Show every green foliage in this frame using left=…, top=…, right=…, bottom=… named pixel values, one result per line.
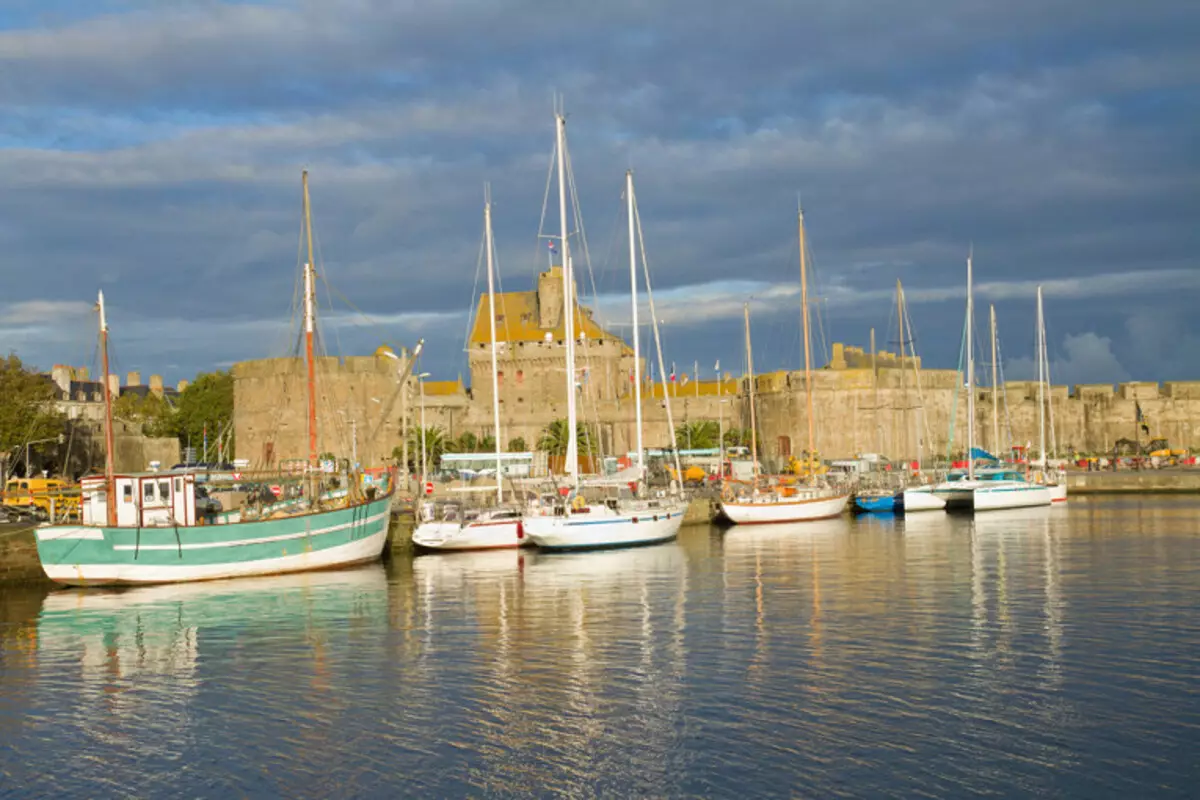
left=453, top=431, right=478, bottom=453
left=173, top=370, right=234, bottom=456
left=113, top=391, right=175, bottom=437
left=538, top=419, right=595, bottom=455
left=0, top=354, right=65, bottom=477
left=722, top=427, right=754, bottom=448
left=478, top=434, right=497, bottom=452
left=407, top=426, right=449, bottom=470
left=506, top=436, right=527, bottom=452
left=675, top=420, right=720, bottom=449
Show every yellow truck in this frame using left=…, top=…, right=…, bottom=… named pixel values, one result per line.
left=3, top=478, right=81, bottom=521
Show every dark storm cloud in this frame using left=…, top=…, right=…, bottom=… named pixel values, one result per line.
left=0, top=0, right=1197, bottom=385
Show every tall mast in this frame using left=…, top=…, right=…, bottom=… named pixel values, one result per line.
left=1037, top=285, right=1046, bottom=467
left=897, top=279, right=908, bottom=462
left=871, top=327, right=880, bottom=455
left=798, top=205, right=816, bottom=483
left=966, top=249, right=976, bottom=481
left=484, top=188, right=503, bottom=503
left=990, top=304, right=1000, bottom=457
left=555, top=108, right=578, bottom=487
left=627, top=170, right=644, bottom=475
left=302, top=170, right=318, bottom=468
left=744, top=303, right=758, bottom=485
left=97, top=291, right=117, bottom=527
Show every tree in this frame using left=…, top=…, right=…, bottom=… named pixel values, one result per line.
left=538, top=419, right=595, bottom=455
left=723, top=427, right=754, bottom=448
left=506, top=436, right=527, bottom=452
left=676, top=420, right=719, bottom=449
left=407, top=426, right=450, bottom=471
left=478, top=434, right=497, bottom=452
left=454, top=431, right=478, bottom=453
left=0, top=355, right=65, bottom=479
left=113, top=391, right=175, bottom=437
left=173, top=370, right=234, bottom=459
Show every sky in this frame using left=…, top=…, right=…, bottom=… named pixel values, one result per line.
left=0, top=0, right=1197, bottom=390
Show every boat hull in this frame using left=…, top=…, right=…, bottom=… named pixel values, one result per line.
left=34, top=495, right=393, bottom=586
left=855, top=494, right=896, bottom=513
left=411, top=519, right=523, bottom=551
left=719, top=493, right=849, bottom=524
left=973, top=483, right=1053, bottom=511
left=523, top=505, right=685, bottom=551
left=1046, top=483, right=1068, bottom=503
left=898, top=487, right=947, bottom=512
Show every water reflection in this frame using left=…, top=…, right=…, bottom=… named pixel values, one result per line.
left=0, top=499, right=1196, bottom=796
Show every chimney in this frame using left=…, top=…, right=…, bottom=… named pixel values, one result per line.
left=51, top=365, right=72, bottom=393
left=77, top=366, right=89, bottom=380
left=126, top=371, right=141, bottom=387
left=107, top=374, right=120, bottom=397
left=177, top=379, right=190, bottom=393
left=149, top=375, right=164, bottom=396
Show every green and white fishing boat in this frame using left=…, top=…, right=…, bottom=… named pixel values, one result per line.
left=35, top=172, right=397, bottom=586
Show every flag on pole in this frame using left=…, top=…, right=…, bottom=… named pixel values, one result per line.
left=669, top=363, right=676, bottom=382
left=547, top=240, right=558, bottom=255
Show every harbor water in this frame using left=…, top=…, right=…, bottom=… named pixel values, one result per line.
left=1, top=496, right=1197, bottom=797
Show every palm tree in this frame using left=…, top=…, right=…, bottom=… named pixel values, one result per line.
left=538, top=419, right=595, bottom=455
left=406, top=426, right=450, bottom=471
left=675, top=420, right=719, bottom=449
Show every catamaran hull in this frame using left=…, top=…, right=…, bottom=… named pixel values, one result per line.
left=411, top=519, right=524, bottom=551
left=523, top=507, right=684, bottom=551
left=719, top=494, right=849, bottom=525
left=34, top=496, right=393, bottom=586
left=973, top=484, right=1053, bottom=511
left=932, top=487, right=975, bottom=511
left=898, top=487, right=947, bottom=512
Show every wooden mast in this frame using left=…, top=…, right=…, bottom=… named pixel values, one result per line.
left=97, top=291, right=117, bottom=527
left=302, top=170, right=318, bottom=468
left=798, top=205, right=816, bottom=484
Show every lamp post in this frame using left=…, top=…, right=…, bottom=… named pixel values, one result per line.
left=24, top=435, right=64, bottom=478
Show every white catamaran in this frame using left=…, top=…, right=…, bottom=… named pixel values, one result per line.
left=522, top=111, right=686, bottom=550
left=411, top=190, right=525, bottom=550
left=719, top=204, right=850, bottom=524
left=933, top=251, right=1052, bottom=512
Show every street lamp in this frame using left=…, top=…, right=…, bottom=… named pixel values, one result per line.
left=23, top=434, right=64, bottom=479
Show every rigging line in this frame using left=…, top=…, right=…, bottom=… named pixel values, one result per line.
left=803, top=237, right=832, bottom=369
left=563, top=133, right=601, bottom=317
left=533, top=143, right=556, bottom=279
left=900, top=288, right=935, bottom=456
left=633, top=192, right=683, bottom=483
left=460, top=214, right=488, bottom=362
left=996, top=324, right=1013, bottom=453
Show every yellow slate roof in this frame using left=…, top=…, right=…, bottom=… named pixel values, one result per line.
left=467, top=291, right=630, bottom=353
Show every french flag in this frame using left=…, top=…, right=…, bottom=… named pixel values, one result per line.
left=548, top=240, right=558, bottom=254
left=669, top=363, right=676, bottom=382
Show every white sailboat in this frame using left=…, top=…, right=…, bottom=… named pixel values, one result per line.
left=1033, top=285, right=1068, bottom=503
left=719, top=205, right=850, bottom=524
left=522, top=112, right=686, bottom=551
left=933, top=251, right=1052, bottom=512
left=412, top=190, right=525, bottom=550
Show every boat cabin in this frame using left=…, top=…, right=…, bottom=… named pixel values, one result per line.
left=945, top=468, right=1027, bottom=483
left=81, top=471, right=199, bottom=528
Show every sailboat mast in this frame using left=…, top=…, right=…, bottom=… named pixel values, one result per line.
left=966, top=250, right=976, bottom=481
left=871, top=327, right=880, bottom=455
left=897, top=279, right=907, bottom=460
left=627, top=170, right=644, bottom=474
left=484, top=190, right=503, bottom=503
left=555, top=110, right=578, bottom=487
left=302, top=170, right=318, bottom=468
left=97, top=291, right=117, bottom=527
left=990, top=304, right=1000, bottom=457
left=744, top=303, right=758, bottom=484
left=798, top=206, right=816, bottom=482
left=1037, top=285, right=1046, bottom=467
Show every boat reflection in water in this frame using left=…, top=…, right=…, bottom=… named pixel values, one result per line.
left=32, top=566, right=389, bottom=785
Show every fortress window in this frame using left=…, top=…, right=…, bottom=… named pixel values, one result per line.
left=516, top=370, right=524, bottom=385
left=497, top=371, right=504, bottom=386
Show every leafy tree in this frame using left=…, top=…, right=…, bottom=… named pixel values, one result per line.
left=113, top=391, right=175, bottom=437
left=0, top=355, right=65, bottom=479
left=538, top=419, right=595, bottom=455
left=173, top=370, right=234, bottom=458
left=478, top=434, right=497, bottom=452
left=407, top=426, right=450, bottom=471
left=676, top=420, right=720, bottom=449
left=507, top=436, right=527, bottom=452
left=454, top=431, right=478, bottom=453
left=723, top=427, right=754, bottom=448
